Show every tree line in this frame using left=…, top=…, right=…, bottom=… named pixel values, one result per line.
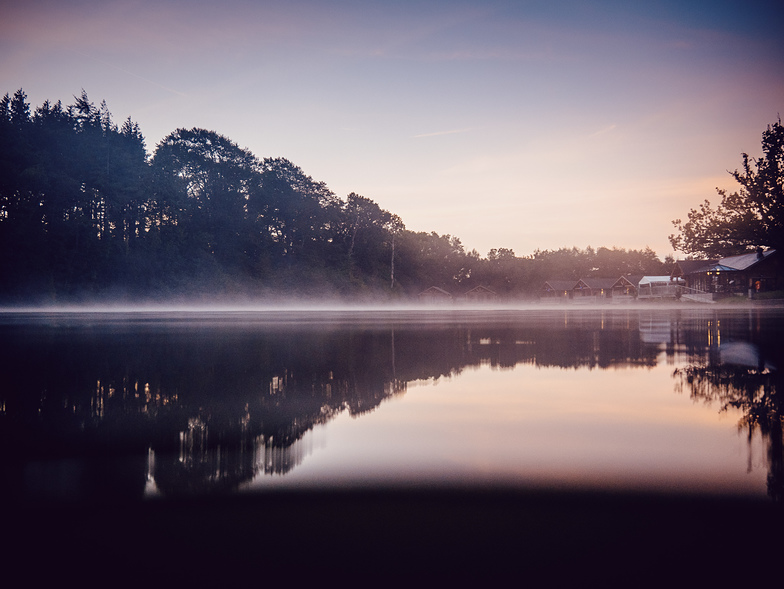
left=0, top=89, right=675, bottom=303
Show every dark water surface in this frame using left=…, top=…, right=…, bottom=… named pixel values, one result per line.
left=3, top=307, right=784, bottom=582
left=3, top=307, right=783, bottom=500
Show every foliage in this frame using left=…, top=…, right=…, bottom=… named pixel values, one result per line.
left=674, top=358, right=784, bottom=501
left=0, top=88, right=673, bottom=302
left=531, top=246, right=671, bottom=280
left=0, top=89, right=152, bottom=297
left=670, top=118, right=784, bottom=257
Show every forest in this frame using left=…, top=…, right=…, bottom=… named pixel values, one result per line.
left=0, top=89, right=674, bottom=303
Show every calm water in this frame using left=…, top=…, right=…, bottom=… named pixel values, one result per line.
left=2, top=307, right=783, bottom=501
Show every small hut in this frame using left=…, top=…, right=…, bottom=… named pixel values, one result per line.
left=541, top=280, right=576, bottom=299
left=464, top=285, right=498, bottom=303
left=573, top=278, right=617, bottom=299
left=611, top=275, right=643, bottom=298
left=418, top=286, right=453, bottom=304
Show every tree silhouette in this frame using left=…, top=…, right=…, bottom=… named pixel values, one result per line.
left=671, top=118, right=784, bottom=257
left=674, top=357, right=784, bottom=501
left=1, top=88, right=675, bottom=301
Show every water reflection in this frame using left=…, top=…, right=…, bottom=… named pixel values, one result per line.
left=672, top=315, right=783, bottom=501
left=1, top=309, right=783, bottom=500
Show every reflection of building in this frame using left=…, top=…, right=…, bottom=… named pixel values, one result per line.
left=639, top=317, right=674, bottom=344
left=673, top=337, right=783, bottom=501
left=719, top=341, right=776, bottom=371
left=8, top=311, right=783, bottom=503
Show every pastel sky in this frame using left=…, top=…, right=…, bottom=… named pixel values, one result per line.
left=2, top=0, right=782, bottom=259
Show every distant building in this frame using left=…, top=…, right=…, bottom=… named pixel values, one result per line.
left=418, top=286, right=453, bottom=304
left=464, top=285, right=498, bottom=303
left=672, top=249, right=781, bottom=297
left=541, top=280, right=577, bottom=299
left=573, top=278, right=617, bottom=299
left=612, top=275, right=644, bottom=298
left=542, top=275, right=683, bottom=301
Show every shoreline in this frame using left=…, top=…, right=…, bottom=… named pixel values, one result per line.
left=2, top=298, right=784, bottom=315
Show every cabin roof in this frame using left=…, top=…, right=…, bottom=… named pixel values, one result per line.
left=674, top=249, right=777, bottom=275
left=419, top=286, right=452, bottom=296
left=615, top=275, right=644, bottom=287
left=576, top=278, right=617, bottom=289
left=718, top=249, right=776, bottom=271
left=465, top=285, right=497, bottom=295
left=542, top=280, right=577, bottom=290
left=673, top=259, right=717, bottom=276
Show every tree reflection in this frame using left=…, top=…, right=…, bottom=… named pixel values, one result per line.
left=4, top=310, right=777, bottom=499
left=673, top=330, right=784, bottom=501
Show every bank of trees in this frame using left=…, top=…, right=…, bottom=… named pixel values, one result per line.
left=1, top=89, right=672, bottom=302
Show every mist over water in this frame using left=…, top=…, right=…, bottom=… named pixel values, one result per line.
left=1, top=295, right=773, bottom=315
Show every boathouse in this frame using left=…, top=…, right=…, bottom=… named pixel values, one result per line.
left=418, top=286, right=453, bottom=303
left=672, top=249, right=781, bottom=297
left=464, top=285, right=498, bottom=303
left=541, top=280, right=577, bottom=299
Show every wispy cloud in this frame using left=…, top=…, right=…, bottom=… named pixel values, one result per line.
left=588, top=123, right=617, bottom=137
left=412, top=128, right=474, bottom=138
left=424, top=47, right=563, bottom=63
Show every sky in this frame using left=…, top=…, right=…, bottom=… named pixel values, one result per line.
left=2, top=0, right=783, bottom=260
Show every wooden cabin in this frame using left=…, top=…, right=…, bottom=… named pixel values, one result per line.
left=672, top=249, right=780, bottom=297
left=541, top=280, right=577, bottom=299
left=418, top=286, right=453, bottom=304
left=573, top=278, right=617, bottom=299
left=464, top=285, right=498, bottom=303
left=611, top=275, right=644, bottom=298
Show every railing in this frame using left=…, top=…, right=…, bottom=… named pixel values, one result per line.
left=679, top=286, right=715, bottom=304
left=637, top=284, right=683, bottom=299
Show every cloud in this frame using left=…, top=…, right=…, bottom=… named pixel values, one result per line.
left=588, top=123, right=617, bottom=137
left=412, top=128, right=474, bottom=138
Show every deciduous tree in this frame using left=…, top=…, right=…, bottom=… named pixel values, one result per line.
left=152, top=128, right=262, bottom=274
left=670, top=118, right=784, bottom=257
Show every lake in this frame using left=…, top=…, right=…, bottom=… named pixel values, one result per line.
left=2, top=306, right=783, bottom=500
left=3, top=306, right=784, bottom=582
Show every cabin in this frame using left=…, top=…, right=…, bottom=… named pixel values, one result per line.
left=670, top=259, right=718, bottom=294
left=418, top=286, right=453, bottom=304
left=672, top=249, right=781, bottom=298
left=541, top=280, right=577, bottom=299
left=573, top=278, right=617, bottom=299
left=612, top=275, right=644, bottom=298
left=464, top=285, right=498, bottom=303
